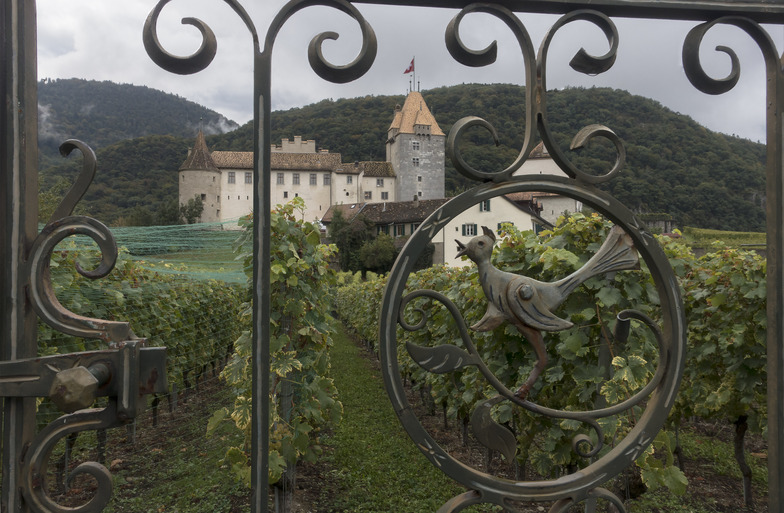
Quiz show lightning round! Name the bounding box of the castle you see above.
[178,90,580,265]
[178,91,445,225]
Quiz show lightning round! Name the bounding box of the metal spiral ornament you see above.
[378,9,685,511]
[27,140,132,343]
[20,406,118,513]
[443,6,625,185]
[445,4,538,181]
[14,139,167,513]
[144,0,259,75]
[382,177,685,512]
[682,16,780,96]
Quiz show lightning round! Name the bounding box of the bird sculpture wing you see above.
[506,277,574,332]
[552,225,640,301]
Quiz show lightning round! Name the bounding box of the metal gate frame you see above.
[3,0,784,512]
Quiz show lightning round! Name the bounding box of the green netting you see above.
[42,220,247,366]
[45,220,248,285]
[113,220,247,284]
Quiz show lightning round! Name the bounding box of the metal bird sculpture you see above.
[455,225,639,399]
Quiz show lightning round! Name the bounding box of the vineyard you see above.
[336,214,767,509]
[35,207,769,511]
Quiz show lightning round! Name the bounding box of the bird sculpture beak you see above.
[455,240,467,258]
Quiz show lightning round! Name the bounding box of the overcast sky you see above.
[36,0,783,143]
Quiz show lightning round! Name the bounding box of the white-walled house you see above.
[513,142,583,225]
[437,196,541,265]
[322,195,546,267]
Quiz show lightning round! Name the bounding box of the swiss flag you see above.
[403,58,415,74]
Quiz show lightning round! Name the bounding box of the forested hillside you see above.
[39,82,766,231]
[38,78,237,169]
[210,84,767,231]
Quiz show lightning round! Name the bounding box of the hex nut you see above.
[49,367,99,413]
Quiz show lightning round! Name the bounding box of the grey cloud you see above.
[35,0,773,143]
[38,103,64,142]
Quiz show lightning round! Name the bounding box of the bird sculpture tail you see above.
[554,225,639,299]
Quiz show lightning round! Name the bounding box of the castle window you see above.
[293,173,300,185]
[417,175,422,182]
[412,141,420,151]
[228,172,235,184]
[376,178,384,187]
[462,224,478,236]
[217,196,220,202]
[323,174,331,186]
[364,191,372,200]
[479,199,491,212]
[381,192,389,200]
[310,173,317,185]
[182,175,185,181]
[418,191,422,197]
[277,173,284,185]
[212,177,215,182]
[284,191,288,198]
[201,194,206,201]
[413,158,420,167]
[346,175,353,184]
[245,172,252,184]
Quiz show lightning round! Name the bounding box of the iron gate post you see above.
[766,48,784,513]
[252,49,272,513]
[1,1,38,512]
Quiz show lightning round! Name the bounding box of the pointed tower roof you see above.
[388,91,444,136]
[179,130,219,171]
[528,141,550,159]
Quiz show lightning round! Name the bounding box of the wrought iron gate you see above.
[3,0,784,512]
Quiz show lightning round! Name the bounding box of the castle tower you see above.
[179,130,221,223]
[386,91,445,201]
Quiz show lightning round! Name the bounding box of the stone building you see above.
[386,91,445,201]
[178,91,580,235]
[178,91,445,226]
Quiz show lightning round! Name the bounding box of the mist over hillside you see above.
[37,78,237,169]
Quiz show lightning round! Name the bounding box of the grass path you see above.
[318,325,468,512]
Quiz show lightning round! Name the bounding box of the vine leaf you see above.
[471,397,517,461]
[406,342,480,374]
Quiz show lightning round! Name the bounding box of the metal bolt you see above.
[520,284,534,300]
[49,365,108,413]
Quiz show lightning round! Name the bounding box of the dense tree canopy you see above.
[211,84,766,232]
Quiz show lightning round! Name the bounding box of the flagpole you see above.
[413,56,416,91]
[404,56,416,92]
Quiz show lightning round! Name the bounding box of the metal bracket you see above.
[0,340,167,418]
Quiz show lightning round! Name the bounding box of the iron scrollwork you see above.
[143,1,379,508]
[141,1,684,510]
[378,6,686,512]
[2,141,168,513]
[138,1,784,512]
